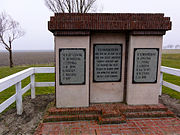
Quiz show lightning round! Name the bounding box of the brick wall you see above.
[48,13,171,33]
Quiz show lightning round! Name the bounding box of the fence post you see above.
[30,74,35,99]
[160,72,163,96]
[16,81,23,115]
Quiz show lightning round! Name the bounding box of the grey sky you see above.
[0,0,179,50]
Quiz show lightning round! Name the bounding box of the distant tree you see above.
[175,45,180,49]
[44,0,97,13]
[0,12,25,68]
[162,45,167,49]
[166,44,174,49]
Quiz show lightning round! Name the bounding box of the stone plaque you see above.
[94,44,122,82]
[59,48,86,85]
[133,48,159,83]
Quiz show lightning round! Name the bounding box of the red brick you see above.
[48,13,171,35]
[35,117,180,135]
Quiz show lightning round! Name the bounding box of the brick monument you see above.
[48,13,171,108]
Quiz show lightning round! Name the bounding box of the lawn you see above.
[0,54,180,113]
[162,53,180,69]
[161,54,180,99]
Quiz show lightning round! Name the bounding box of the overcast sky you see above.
[0,0,179,51]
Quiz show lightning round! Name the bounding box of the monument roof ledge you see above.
[48,13,172,33]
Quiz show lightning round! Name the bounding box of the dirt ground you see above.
[0,94,179,135]
[0,94,54,135]
[159,94,180,118]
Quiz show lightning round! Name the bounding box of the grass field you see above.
[0,53,180,113]
[161,54,180,99]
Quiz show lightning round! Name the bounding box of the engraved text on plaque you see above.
[133,48,159,83]
[94,44,122,82]
[59,48,86,85]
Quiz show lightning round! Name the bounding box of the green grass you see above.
[0,64,55,113]
[162,54,180,69]
[161,54,180,99]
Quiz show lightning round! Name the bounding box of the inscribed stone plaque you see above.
[133,48,159,83]
[94,44,122,82]
[59,48,86,85]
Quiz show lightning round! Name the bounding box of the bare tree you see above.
[0,12,25,68]
[44,0,97,13]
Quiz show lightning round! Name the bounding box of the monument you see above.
[48,13,171,108]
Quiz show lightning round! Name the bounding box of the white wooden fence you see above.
[0,67,54,115]
[0,66,179,115]
[160,66,180,95]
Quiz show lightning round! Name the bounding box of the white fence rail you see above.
[0,67,54,114]
[0,66,179,115]
[160,66,180,95]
